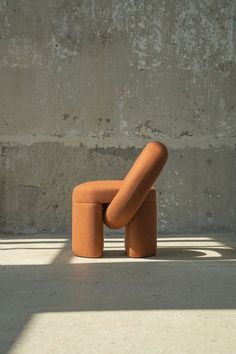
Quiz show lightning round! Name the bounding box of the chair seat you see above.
[72,180,156,204]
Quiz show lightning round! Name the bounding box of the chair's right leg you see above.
[72,202,104,257]
[125,200,157,258]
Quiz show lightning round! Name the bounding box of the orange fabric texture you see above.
[72,141,168,258]
[72,202,103,257]
[125,199,157,257]
[104,141,168,229]
[73,180,156,204]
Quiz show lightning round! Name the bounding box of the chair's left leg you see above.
[72,202,104,257]
[125,200,157,257]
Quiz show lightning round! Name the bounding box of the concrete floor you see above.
[1,233,236,354]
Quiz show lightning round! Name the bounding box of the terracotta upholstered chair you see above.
[72,141,168,258]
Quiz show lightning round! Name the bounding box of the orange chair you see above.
[72,141,168,258]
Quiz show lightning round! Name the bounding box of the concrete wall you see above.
[0,0,235,234]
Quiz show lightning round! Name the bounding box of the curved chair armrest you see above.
[104,141,168,229]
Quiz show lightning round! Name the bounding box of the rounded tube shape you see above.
[125,197,157,258]
[72,202,104,257]
[104,141,168,229]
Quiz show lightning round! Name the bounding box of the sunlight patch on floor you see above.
[1,234,235,265]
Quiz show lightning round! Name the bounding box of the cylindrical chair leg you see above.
[72,202,104,257]
[125,201,157,258]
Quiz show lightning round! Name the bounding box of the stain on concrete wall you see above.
[0,0,235,233]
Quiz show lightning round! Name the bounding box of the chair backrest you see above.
[104,141,168,229]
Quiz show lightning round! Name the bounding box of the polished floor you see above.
[1,233,236,354]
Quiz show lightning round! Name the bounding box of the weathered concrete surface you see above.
[0,142,235,234]
[1,233,236,354]
[0,0,235,233]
